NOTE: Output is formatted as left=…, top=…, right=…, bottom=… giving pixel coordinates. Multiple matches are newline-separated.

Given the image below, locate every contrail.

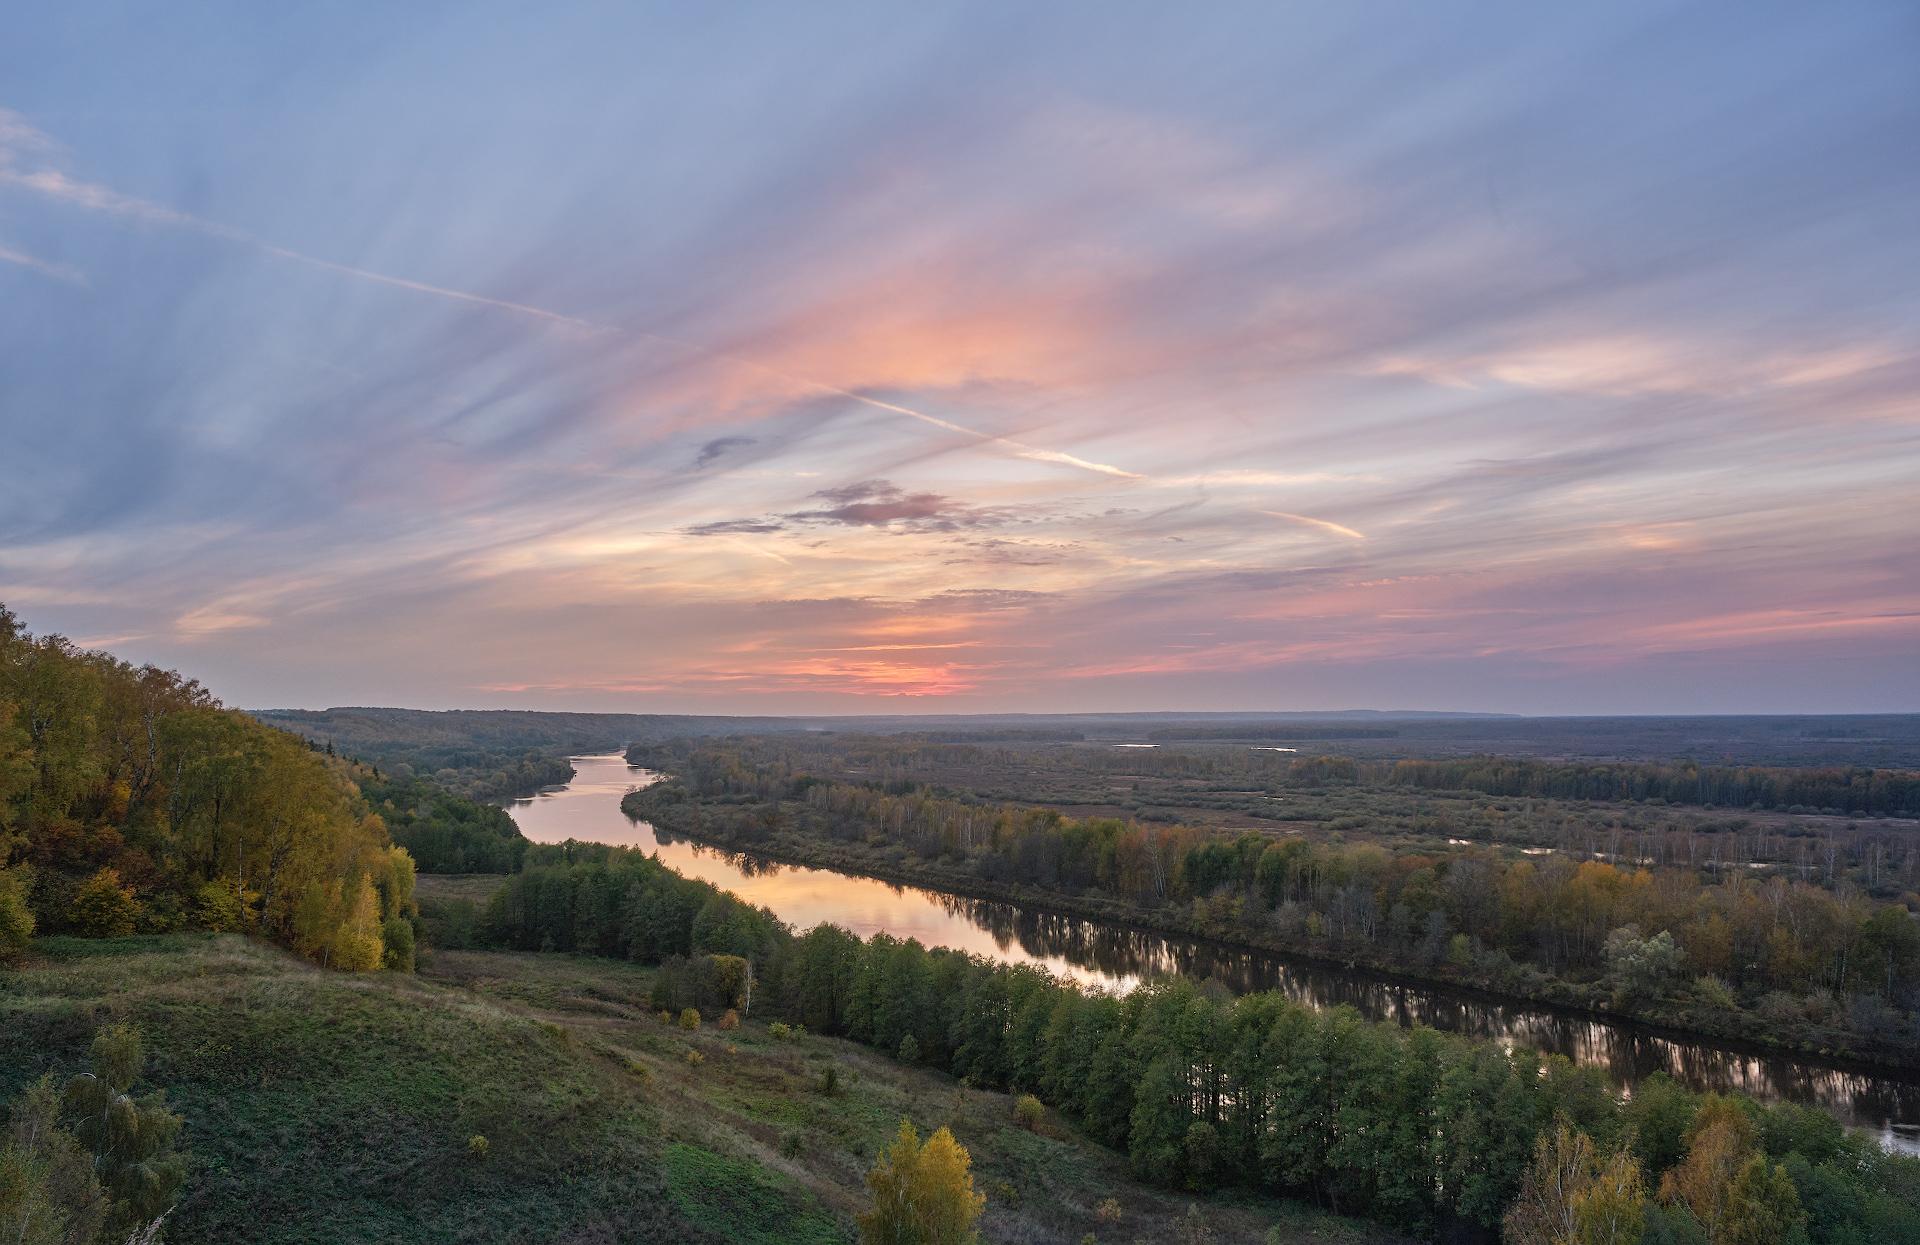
left=1, top=120, right=1140, bottom=481
left=1259, top=510, right=1366, bottom=540
left=771, top=385, right=1141, bottom=480
left=252, top=242, right=606, bottom=332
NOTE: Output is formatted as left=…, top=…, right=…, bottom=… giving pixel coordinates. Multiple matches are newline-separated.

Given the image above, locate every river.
left=509, top=753, right=1920, bottom=1154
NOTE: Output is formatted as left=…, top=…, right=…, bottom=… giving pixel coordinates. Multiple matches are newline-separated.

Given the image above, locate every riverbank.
left=622, top=783, right=1920, bottom=1077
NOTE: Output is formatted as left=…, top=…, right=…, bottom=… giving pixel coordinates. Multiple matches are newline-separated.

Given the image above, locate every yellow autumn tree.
left=858, top=1119, right=985, bottom=1245
left=1505, top=1124, right=1594, bottom=1244
left=330, top=876, right=385, bottom=971
left=1505, top=1123, right=1647, bottom=1245
left=1572, top=1148, right=1647, bottom=1244
left=1657, top=1097, right=1757, bottom=1241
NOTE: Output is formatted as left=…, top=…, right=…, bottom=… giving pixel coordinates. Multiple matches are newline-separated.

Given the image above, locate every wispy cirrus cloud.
left=2, top=4, right=1916, bottom=713
left=0, top=241, right=81, bottom=284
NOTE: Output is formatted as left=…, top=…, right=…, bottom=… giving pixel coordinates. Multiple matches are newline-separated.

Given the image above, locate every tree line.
left=625, top=763, right=1920, bottom=1053
left=470, top=843, right=1920, bottom=1243
left=1, top=606, right=416, bottom=971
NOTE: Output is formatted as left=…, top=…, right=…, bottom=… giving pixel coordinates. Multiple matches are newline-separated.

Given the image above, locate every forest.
left=0, top=606, right=416, bottom=971
left=468, top=843, right=1920, bottom=1242
left=356, top=767, right=530, bottom=873
left=622, top=737, right=1920, bottom=1060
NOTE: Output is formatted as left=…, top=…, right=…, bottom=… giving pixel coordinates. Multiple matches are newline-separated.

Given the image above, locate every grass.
left=0, top=935, right=1405, bottom=1244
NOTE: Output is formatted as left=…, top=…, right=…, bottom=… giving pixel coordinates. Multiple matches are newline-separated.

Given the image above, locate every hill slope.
left=0, top=934, right=1398, bottom=1245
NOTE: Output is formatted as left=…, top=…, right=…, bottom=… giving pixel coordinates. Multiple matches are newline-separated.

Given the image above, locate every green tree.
left=1128, top=1053, right=1192, bottom=1184
left=1721, top=1155, right=1805, bottom=1245
left=857, top=1119, right=985, bottom=1245
left=1624, top=1072, right=1698, bottom=1177
left=61, top=1025, right=187, bottom=1233
left=381, top=914, right=416, bottom=972
left=1604, top=926, right=1685, bottom=1007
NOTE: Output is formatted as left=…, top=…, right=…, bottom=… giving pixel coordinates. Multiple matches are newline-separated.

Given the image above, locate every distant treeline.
left=632, top=731, right=1920, bottom=818
left=254, top=706, right=805, bottom=800
left=466, top=842, right=1919, bottom=1242
left=1382, top=757, right=1920, bottom=817
left=0, top=606, right=416, bottom=971
left=1145, top=726, right=1399, bottom=741
left=893, top=728, right=1087, bottom=743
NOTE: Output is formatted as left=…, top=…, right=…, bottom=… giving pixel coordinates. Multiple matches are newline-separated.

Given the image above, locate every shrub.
left=657, top=1009, right=673, bottom=1025
left=0, top=866, right=33, bottom=961
left=678, top=1007, right=701, bottom=1031
left=818, top=1066, right=841, bottom=1097
left=780, top=1131, right=806, bottom=1159
left=193, top=877, right=247, bottom=932
left=1176, top=1204, right=1216, bottom=1245
left=718, top=1008, right=740, bottom=1031
left=685, top=1048, right=705, bottom=1068
left=71, top=867, right=139, bottom=937
left=768, top=1021, right=794, bottom=1041
left=1692, top=975, right=1737, bottom=1010
left=626, top=1059, right=654, bottom=1085
left=898, top=1034, right=921, bottom=1064
left=1095, top=1196, right=1122, bottom=1225
left=857, top=1120, right=984, bottom=1245
left=467, top=1134, right=489, bottom=1160
left=1013, top=1094, right=1044, bottom=1130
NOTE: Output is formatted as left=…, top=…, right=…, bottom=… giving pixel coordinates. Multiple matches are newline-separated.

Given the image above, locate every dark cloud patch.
left=783, top=480, right=1013, bottom=531
left=945, top=537, right=1075, bottom=566
left=682, top=480, right=1023, bottom=539
left=694, top=436, right=755, bottom=469
left=684, top=518, right=787, bottom=536
left=920, top=588, right=1053, bottom=610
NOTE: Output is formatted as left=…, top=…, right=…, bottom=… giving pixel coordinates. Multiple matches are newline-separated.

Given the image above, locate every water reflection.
left=510, top=755, right=1920, bottom=1154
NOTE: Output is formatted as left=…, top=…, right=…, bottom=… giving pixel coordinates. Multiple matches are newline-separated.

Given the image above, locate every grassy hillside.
left=0, top=934, right=1400, bottom=1245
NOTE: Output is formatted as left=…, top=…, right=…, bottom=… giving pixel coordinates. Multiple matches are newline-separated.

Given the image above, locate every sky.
left=1, top=2, right=1916, bottom=715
